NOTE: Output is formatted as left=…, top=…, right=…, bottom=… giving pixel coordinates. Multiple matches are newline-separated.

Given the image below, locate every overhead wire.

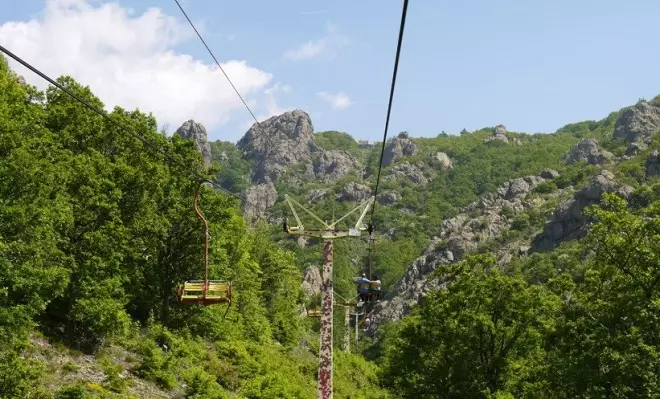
left=173, top=0, right=280, bottom=164
left=173, top=0, right=260, bottom=127
left=1, top=0, right=409, bottom=246
left=368, top=0, right=409, bottom=224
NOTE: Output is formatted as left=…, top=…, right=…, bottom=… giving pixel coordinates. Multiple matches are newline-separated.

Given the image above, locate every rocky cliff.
left=175, top=120, right=212, bottom=166
left=237, top=110, right=318, bottom=184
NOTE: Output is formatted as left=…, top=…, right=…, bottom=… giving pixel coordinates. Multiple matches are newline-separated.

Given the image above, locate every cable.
left=173, top=0, right=260, bottom=127
left=173, top=0, right=280, bottom=175
left=368, top=0, right=409, bottom=223
left=0, top=43, right=264, bottom=211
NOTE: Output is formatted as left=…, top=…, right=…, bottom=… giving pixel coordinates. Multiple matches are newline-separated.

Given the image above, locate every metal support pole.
left=343, top=306, right=350, bottom=352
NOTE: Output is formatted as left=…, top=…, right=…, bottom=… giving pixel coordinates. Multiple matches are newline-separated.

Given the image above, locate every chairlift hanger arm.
left=284, top=194, right=330, bottom=229
left=284, top=194, right=305, bottom=230
left=328, top=196, right=375, bottom=229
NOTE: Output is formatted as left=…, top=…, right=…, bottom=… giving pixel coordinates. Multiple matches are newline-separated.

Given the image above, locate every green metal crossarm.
left=328, top=196, right=375, bottom=229
left=285, top=229, right=356, bottom=239
left=285, top=194, right=329, bottom=229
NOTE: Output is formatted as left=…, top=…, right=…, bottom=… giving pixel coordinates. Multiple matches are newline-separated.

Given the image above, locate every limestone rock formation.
left=430, top=152, right=453, bottom=169
left=646, top=150, right=660, bottom=178
left=237, top=110, right=318, bottom=183
left=613, top=101, right=660, bottom=143
left=378, top=190, right=401, bottom=205
left=338, top=182, right=372, bottom=203
left=531, top=170, right=633, bottom=252
left=368, top=173, right=551, bottom=333
left=382, top=131, right=418, bottom=166
left=539, top=168, right=560, bottom=179
left=175, top=120, right=212, bottom=166
left=484, top=124, right=509, bottom=144
left=243, top=182, right=278, bottom=222
left=313, top=150, right=360, bottom=182
left=626, top=141, right=648, bottom=156
left=384, top=162, right=428, bottom=184
left=301, top=266, right=322, bottom=297
left=563, top=139, right=613, bottom=165
left=307, top=189, right=329, bottom=204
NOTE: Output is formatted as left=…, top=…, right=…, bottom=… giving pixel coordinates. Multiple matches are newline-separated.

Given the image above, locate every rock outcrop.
left=368, top=170, right=553, bottom=333
left=539, top=168, right=560, bottom=179
left=378, top=190, right=401, bottom=205
left=175, top=120, right=212, bottom=166
left=563, top=139, right=613, bottom=165
left=626, top=141, right=648, bottom=156
left=237, top=110, right=318, bottom=183
left=338, top=182, right=372, bottom=203
left=301, top=266, right=322, bottom=297
left=307, top=189, right=329, bottom=204
left=613, top=101, right=660, bottom=143
left=430, top=152, right=453, bottom=169
left=384, top=162, right=428, bottom=184
left=484, top=124, right=509, bottom=144
left=382, top=132, right=417, bottom=166
left=243, top=182, right=278, bottom=222
left=313, top=150, right=360, bottom=182
left=531, top=170, right=633, bottom=252
left=646, top=150, right=660, bottom=178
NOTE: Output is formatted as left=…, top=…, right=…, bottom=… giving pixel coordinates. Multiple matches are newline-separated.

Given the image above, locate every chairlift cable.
left=368, top=0, right=409, bottom=223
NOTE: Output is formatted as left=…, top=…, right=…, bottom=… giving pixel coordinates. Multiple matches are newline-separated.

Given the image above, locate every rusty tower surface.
left=283, top=194, right=374, bottom=399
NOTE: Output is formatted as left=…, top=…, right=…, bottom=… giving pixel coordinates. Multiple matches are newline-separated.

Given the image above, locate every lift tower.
left=283, top=194, right=374, bottom=399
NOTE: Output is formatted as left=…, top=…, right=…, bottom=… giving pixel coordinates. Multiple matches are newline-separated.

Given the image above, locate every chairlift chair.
left=176, top=182, right=232, bottom=312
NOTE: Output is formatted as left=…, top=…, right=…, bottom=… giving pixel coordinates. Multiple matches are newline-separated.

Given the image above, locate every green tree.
left=382, top=254, right=561, bottom=398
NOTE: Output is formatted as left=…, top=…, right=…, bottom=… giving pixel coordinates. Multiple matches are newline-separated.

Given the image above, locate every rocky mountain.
left=177, top=94, right=660, bottom=338
left=237, top=109, right=318, bottom=184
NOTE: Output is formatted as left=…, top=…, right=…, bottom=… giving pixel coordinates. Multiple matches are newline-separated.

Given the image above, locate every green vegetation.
left=4, top=49, right=660, bottom=398
left=379, top=193, right=660, bottom=398
left=0, top=56, right=389, bottom=398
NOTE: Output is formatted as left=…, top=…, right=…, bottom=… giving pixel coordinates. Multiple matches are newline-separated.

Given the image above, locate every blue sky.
left=2, top=0, right=660, bottom=142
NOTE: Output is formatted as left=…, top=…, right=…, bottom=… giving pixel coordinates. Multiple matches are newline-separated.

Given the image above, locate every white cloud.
left=283, top=23, right=349, bottom=61
left=317, top=91, right=353, bottom=109
left=0, top=0, right=273, bottom=136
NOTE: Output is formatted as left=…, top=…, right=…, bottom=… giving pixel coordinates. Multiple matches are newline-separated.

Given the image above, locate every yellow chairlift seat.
left=178, top=279, right=231, bottom=306
left=307, top=308, right=322, bottom=318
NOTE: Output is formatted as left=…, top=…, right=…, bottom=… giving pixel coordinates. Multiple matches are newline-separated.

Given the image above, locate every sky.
left=1, top=0, right=659, bottom=143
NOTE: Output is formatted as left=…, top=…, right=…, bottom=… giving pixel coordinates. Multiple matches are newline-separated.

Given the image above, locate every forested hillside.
left=4, top=47, right=660, bottom=398
left=0, top=56, right=389, bottom=398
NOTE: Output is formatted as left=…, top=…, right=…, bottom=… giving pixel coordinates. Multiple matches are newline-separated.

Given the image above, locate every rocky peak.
left=175, top=120, right=212, bottom=166
left=382, top=131, right=418, bottom=166
left=483, top=124, right=509, bottom=144
left=563, top=139, right=613, bottom=165
left=613, top=101, right=660, bottom=143
left=237, top=110, right=318, bottom=183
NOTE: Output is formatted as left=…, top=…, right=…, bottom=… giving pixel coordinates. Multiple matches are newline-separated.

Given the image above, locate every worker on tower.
left=369, top=275, right=382, bottom=302
left=356, top=273, right=371, bottom=303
